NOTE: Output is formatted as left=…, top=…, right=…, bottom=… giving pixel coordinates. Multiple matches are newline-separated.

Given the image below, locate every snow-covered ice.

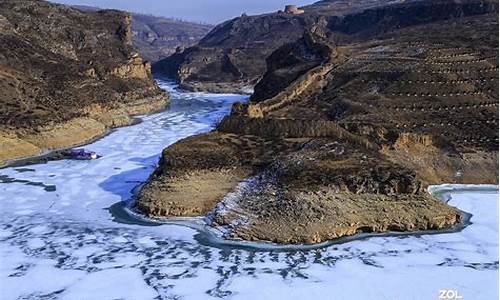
left=0, top=80, right=498, bottom=299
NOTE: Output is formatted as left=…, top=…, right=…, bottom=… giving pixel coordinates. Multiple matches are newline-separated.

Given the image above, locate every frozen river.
left=0, top=80, right=498, bottom=300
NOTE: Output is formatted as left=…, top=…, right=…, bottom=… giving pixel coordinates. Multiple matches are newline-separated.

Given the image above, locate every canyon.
left=0, top=1, right=498, bottom=297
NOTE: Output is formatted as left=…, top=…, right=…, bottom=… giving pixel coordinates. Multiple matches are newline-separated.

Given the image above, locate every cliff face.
left=0, top=0, right=169, bottom=165
left=138, top=0, right=498, bottom=244
left=153, top=0, right=497, bottom=93
left=72, top=6, right=213, bottom=63
left=131, top=14, right=212, bottom=63
left=153, top=11, right=318, bottom=92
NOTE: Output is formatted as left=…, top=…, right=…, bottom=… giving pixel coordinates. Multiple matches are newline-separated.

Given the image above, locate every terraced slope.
left=138, top=0, right=498, bottom=244
left=154, top=0, right=497, bottom=93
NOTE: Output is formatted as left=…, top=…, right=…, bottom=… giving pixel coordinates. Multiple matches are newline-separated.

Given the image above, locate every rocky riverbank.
left=137, top=0, right=498, bottom=244
left=0, top=0, right=170, bottom=166
left=0, top=94, right=168, bottom=167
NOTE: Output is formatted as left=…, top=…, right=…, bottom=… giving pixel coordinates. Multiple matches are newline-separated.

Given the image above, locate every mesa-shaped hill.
left=138, top=0, right=499, bottom=244
left=154, top=0, right=497, bottom=93
left=0, top=0, right=169, bottom=165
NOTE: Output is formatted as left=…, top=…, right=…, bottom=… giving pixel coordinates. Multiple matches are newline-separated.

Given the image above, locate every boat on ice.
left=62, top=149, right=99, bottom=160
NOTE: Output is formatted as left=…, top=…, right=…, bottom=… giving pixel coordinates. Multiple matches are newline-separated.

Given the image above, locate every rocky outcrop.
left=153, top=10, right=313, bottom=92
left=284, top=5, right=305, bottom=15
left=0, top=0, right=169, bottom=166
left=154, top=0, right=498, bottom=93
left=137, top=0, right=498, bottom=244
left=111, top=55, right=152, bottom=79
left=131, top=13, right=212, bottom=63
left=72, top=5, right=213, bottom=63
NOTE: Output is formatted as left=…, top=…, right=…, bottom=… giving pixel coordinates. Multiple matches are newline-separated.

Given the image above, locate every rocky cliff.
left=152, top=7, right=316, bottom=92
left=138, top=0, right=498, bottom=244
left=0, top=0, right=169, bottom=166
left=131, top=14, right=212, bottom=63
left=73, top=5, right=213, bottom=63
left=73, top=6, right=212, bottom=63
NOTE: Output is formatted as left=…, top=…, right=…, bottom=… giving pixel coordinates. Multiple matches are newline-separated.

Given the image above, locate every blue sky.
left=51, top=0, right=316, bottom=24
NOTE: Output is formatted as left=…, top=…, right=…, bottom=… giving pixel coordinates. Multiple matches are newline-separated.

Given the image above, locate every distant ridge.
left=72, top=5, right=213, bottom=62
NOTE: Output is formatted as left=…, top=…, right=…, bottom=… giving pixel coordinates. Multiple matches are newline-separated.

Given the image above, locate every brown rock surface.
left=215, top=190, right=461, bottom=244
left=0, top=0, right=170, bottom=166
left=137, top=0, right=498, bottom=244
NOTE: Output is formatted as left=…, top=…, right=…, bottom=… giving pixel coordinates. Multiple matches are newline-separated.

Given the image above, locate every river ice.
left=0, top=80, right=498, bottom=300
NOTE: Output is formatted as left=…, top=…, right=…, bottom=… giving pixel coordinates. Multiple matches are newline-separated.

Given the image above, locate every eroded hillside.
left=0, top=0, right=169, bottom=165
left=73, top=5, right=213, bottom=63
left=154, top=0, right=497, bottom=93
left=132, top=14, right=212, bottom=63
left=138, top=0, right=498, bottom=244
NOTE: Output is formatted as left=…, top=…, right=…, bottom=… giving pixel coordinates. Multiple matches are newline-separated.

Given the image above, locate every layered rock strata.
left=72, top=5, right=213, bottom=63
left=0, top=0, right=170, bottom=166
